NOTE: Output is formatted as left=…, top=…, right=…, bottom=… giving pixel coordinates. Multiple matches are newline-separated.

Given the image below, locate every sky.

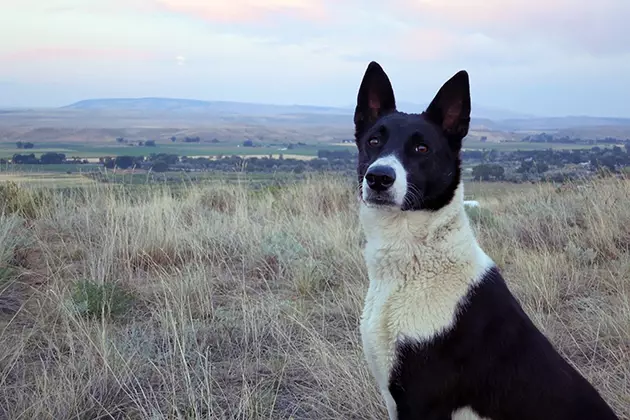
left=1, top=0, right=629, bottom=117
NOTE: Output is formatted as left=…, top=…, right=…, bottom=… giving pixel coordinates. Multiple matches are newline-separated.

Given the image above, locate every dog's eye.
left=414, top=144, right=429, bottom=154
left=368, top=137, right=381, bottom=147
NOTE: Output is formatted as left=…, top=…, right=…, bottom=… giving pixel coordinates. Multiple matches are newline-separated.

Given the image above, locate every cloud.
left=399, top=0, right=629, bottom=55
left=153, top=0, right=329, bottom=24
left=2, top=0, right=630, bottom=116
left=0, top=47, right=162, bottom=63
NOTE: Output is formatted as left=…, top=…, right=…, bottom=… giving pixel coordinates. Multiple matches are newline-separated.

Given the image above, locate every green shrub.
left=70, top=280, right=134, bottom=320
left=465, top=205, right=497, bottom=228
left=0, top=181, right=50, bottom=219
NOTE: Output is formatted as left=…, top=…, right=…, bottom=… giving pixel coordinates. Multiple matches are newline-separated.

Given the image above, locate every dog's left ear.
left=354, top=61, right=397, bottom=140
left=424, top=70, right=471, bottom=149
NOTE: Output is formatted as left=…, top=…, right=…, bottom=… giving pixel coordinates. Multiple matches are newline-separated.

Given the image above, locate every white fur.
left=362, top=154, right=408, bottom=207
left=453, top=407, right=489, bottom=420
left=358, top=181, right=495, bottom=420
left=463, top=200, right=480, bottom=208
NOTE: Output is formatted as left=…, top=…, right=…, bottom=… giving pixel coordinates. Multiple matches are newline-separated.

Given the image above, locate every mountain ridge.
left=62, top=97, right=630, bottom=131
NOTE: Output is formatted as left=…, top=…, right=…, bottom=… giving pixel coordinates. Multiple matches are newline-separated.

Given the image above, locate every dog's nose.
left=365, top=165, right=396, bottom=191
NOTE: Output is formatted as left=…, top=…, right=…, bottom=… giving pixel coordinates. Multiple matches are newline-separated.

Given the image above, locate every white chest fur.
left=358, top=186, right=494, bottom=420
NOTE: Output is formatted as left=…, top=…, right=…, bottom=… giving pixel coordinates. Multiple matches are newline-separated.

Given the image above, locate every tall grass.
left=0, top=175, right=628, bottom=419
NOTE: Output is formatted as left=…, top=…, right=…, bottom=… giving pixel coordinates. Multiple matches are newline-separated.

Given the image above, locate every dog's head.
left=354, top=61, right=471, bottom=212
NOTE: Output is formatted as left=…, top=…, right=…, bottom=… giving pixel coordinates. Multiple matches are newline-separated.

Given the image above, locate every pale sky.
left=1, top=0, right=629, bottom=117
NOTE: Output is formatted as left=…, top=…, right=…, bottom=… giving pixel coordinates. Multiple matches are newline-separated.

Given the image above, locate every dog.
left=353, top=61, right=619, bottom=420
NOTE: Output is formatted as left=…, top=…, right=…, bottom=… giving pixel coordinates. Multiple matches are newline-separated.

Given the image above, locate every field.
left=0, top=141, right=335, bottom=160
left=0, top=136, right=609, bottom=163
left=0, top=174, right=628, bottom=419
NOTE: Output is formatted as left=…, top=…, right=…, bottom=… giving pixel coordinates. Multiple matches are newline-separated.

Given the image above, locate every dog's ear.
left=354, top=61, right=396, bottom=140
left=424, top=70, right=471, bottom=149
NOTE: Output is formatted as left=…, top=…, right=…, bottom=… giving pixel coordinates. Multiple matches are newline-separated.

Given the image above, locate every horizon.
left=5, top=96, right=630, bottom=121
left=2, top=1, right=630, bottom=118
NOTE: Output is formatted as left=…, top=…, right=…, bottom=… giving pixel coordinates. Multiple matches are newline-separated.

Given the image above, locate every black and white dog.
left=354, top=61, right=619, bottom=420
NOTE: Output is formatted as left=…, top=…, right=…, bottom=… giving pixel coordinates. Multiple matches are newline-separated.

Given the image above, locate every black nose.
left=365, top=165, right=396, bottom=191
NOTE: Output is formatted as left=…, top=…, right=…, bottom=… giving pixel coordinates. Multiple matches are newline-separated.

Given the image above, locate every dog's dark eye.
left=414, top=144, right=429, bottom=154
left=368, top=137, right=381, bottom=147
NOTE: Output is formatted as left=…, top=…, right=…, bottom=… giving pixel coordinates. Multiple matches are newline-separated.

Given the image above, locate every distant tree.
left=516, top=160, right=535, bottom=173
left=472, top=163, right=505, bottom=181
left=113, top=155, right=136, bottom=169
left=12, top=153, right=38, bottom=164
left=211, top=138, right=220, bottom=143
left=103, top=157, right=115, bottom=169
left=536, top=162, right=549, bottom=174
left=39, top=152, right=66, bottom=164
left=145, top=140, right=156, bottom=147
left=138, top=141, right=144, bottom=146
left=243, top=140, right=254, bottom=147
left=16, top=141, right=23, bottom=149
left=22, top=142, right=34, bottom=149
left=151, top=161, right=169, bottom=172
left=148, top=153, right=178, bottom=165
left=170, top=136, right=177, bottom=142
left=116, top=137, right=125, bottom=143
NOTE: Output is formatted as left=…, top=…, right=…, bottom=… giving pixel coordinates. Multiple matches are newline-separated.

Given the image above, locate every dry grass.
left=0, top=175, right=628, bottom=419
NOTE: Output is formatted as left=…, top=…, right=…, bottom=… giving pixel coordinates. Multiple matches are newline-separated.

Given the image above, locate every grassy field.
left=0, top=176, right=628, bottom=419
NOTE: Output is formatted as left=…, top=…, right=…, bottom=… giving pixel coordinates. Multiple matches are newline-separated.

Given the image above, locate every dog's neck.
left=359, top=182, right=485, bottom=273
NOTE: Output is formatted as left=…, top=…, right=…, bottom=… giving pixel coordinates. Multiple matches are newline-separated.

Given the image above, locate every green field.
left=0, top=139, right=609, bottom=160
left=462, top=140, right=604, bottom=151
left=0, top=141, right=343, bottom=159
left=0, top=162, right=101, bottom=173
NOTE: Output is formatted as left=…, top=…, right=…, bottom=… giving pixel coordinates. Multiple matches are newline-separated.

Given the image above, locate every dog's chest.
left=359, top=245, right=472, bottom=393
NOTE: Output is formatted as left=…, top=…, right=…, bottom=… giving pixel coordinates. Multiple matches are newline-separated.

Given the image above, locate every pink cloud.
left=400, top=0, right=629, bottom=55
left=153, top=0, right=329, bottom=24
left=0, top=47, right=163, bottom=63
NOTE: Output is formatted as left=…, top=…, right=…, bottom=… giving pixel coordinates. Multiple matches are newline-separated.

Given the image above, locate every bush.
left=69, top=280, right=134, bottom=319
left=0, top=181, right=50, bottom=219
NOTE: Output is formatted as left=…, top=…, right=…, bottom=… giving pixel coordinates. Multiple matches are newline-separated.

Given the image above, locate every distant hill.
left=63, top=97, right=350, bottom=116
left=393, top=101, right=538, bottom=121
left=61, top=97, right=630, bottom=133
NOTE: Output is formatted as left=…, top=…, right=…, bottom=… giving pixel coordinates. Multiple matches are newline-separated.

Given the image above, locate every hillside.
left=63, top=97, right=351, bottom=116
left=0, top=177, right=627, bottom=418
left=2, top=98, right=630, bottom=145
left=62, top=97, right=630, bottom=133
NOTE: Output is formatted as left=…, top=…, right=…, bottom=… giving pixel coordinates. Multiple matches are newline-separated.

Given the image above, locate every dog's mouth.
left=365, top=197, right=394, bottom=206
left=362, top=190, right=398, bottom=208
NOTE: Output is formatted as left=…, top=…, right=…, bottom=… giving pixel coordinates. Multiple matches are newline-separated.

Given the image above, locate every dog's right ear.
left=354, top=61, right=396, bottom=141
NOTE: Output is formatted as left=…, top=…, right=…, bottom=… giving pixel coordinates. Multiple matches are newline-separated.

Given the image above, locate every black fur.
left=352, top=61, right=620, bottom=419
left=354, top=62, right=469, bottom=211
left=389, top=267, right=619, bottom=420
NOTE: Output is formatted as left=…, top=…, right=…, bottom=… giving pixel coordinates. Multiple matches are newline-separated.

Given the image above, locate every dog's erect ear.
left=424, top=70, right=471, bottom=148
left=354, top=61, right=396, bottom=140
